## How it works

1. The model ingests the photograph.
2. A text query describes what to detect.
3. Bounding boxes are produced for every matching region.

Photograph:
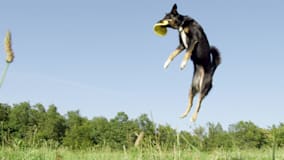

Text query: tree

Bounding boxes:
[108,112,139,149]
[277,124,284,147]
[229,121,269,149]
[90,117,110,147]
[36,105,66,144]
[157,124,177,150]
[0,103,11,145]
[136,114,155,136]
[0,101,280,150]
[192,125,206,150]
[8,102,33,140]
[0,103,10,122]
[63,111,92,149]
[135,114,156,147]
[270,123,284,148]
[204,122,233,150]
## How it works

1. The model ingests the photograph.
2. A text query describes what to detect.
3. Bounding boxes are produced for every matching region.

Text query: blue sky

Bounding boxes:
[0,0,283,130]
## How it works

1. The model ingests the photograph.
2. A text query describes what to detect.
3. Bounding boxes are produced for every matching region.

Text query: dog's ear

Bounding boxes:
[171,4,178,15]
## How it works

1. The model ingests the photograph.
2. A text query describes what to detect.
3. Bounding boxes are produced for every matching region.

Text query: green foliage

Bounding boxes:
[271,123,284,147]
[8,102,33,139]
[0,102,283,152]
[89,116,110,147]
[0,103,10,146]
[136,114,155,136]
[37,104,66,143]
[63,111,91,149]
[108,112,138,149]
[157,124,177,149]
[229,121,269,149]
[0,103,10,121]
[204,122,233,150]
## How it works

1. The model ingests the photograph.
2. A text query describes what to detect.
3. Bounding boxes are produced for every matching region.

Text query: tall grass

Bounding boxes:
[0,31,14,88]
[1,147,284,160]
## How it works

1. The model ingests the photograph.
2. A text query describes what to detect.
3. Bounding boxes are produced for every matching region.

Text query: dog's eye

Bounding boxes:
[165,13,171,18]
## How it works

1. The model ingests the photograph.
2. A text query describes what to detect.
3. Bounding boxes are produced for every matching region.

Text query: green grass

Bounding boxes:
[0,147,284,160]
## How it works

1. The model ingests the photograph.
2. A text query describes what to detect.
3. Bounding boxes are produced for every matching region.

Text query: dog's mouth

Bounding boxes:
[158,20,170,25]
[153,20,170,37]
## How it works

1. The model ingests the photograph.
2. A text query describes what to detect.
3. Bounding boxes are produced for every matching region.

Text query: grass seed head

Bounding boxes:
[4,31,14,63]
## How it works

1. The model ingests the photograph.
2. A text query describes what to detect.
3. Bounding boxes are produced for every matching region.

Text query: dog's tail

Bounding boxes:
[210,46,221,76]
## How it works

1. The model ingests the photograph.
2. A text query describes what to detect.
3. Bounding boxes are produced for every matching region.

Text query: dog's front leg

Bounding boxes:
[180,40,198,70]
[164,45,184,69]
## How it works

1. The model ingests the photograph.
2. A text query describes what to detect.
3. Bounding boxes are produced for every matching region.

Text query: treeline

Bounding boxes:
[0,102,283,151]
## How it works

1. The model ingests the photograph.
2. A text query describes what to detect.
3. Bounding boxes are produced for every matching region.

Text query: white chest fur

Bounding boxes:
[180,28,188,48]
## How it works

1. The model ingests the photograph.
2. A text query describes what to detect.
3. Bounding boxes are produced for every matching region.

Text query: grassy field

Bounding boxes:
[0,147,283,160]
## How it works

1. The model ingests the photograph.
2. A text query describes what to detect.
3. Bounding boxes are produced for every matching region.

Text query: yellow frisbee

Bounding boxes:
[153,22,168,37]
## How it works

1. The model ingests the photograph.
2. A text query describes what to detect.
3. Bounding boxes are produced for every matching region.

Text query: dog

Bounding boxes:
[156,4,221,122]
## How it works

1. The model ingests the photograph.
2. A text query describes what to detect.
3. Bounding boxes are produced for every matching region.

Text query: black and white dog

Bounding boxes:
[156,4,221,122]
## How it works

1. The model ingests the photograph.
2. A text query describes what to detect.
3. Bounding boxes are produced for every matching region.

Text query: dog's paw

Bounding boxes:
[190,114,198,122]
[180,60,187,70]
[163,59,172,69]
[180,113,188,119]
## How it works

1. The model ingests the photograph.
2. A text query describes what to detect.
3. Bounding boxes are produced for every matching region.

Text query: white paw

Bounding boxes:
[163,59,171,69]
[180,113,187,119]
[180,60,187,70]
[190,114,197,122]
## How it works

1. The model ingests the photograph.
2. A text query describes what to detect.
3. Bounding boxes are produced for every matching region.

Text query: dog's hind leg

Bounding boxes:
[164,46,184,69]
[180,66,200,118]
[180,86,197,118]
[191,71,212,122]
[190,93,205,122]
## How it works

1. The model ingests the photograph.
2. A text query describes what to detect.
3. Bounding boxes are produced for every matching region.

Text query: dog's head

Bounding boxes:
[157,4,184,30]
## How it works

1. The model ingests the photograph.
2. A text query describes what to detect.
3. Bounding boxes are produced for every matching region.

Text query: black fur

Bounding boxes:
[157,4,221,121]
